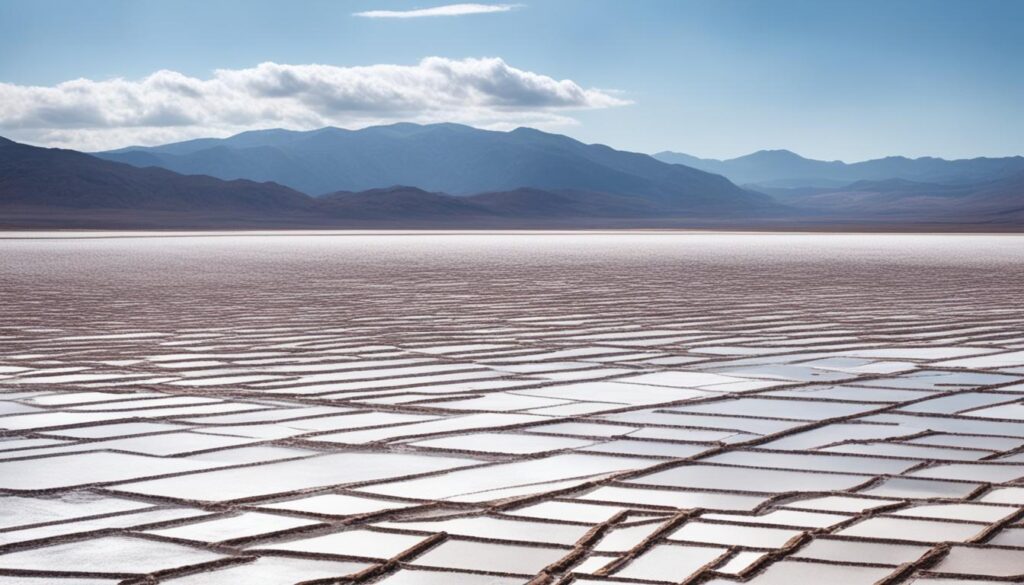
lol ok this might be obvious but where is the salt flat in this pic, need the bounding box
[0,231,1023,584]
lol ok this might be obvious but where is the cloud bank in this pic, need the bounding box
[0,57,627,151]
[354,3,520,19]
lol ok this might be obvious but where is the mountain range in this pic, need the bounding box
[0,133,775,229]
[761,175,1024,224]
[0,136,316,228]
[1,123,1022,229]
[653,149,1024,189]
[97,123,766,212]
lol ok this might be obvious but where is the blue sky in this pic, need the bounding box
[1,0,1021,160]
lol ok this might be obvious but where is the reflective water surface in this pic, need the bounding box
[1,231,1022,583]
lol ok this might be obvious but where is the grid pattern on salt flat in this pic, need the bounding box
[0,232,1023,584]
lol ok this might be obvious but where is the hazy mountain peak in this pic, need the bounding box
[510,126,547,135]
[360,185,438,196]
[737,149,809,162]
[363,122,479,136]
[751,148,801,156]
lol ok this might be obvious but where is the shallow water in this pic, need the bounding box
[1,231,1023,583]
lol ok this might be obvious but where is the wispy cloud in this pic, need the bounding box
[354,3,520,19]
[0,57,629,151]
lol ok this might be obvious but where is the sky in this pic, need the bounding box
[0,0,1022,161]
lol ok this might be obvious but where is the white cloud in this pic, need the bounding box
[354,3,520,18]
[0,57,628,151]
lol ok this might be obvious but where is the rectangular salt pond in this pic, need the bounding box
[362,454,656,502]
[629,464,869,493]
[377,516,592,545]
[253,529,425,559]
[578,486,767,511]
[0,535,224,574]
[0,451,223,491]
[311,413,545,444]
[669,521,803,548]
[0,507,209,547]
[704,450,918,474]
[410,539,567,575]
[115,452,480,502]
[614,544,727,581]
[512,381,711,406]
[407,431,597,454]
[156,557,370,585]
[145,512,319,543]
[838,517,986,542]
[258,493,412,517]
[793,538,930,565]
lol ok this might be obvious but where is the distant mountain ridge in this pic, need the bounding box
[318,186,662,220]
[654,149,1024,188]
[96,123,769,212]
[0,136,312,212]
[762,172,1024,222]
[2,132,1022,230]
[0,136,778,228]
